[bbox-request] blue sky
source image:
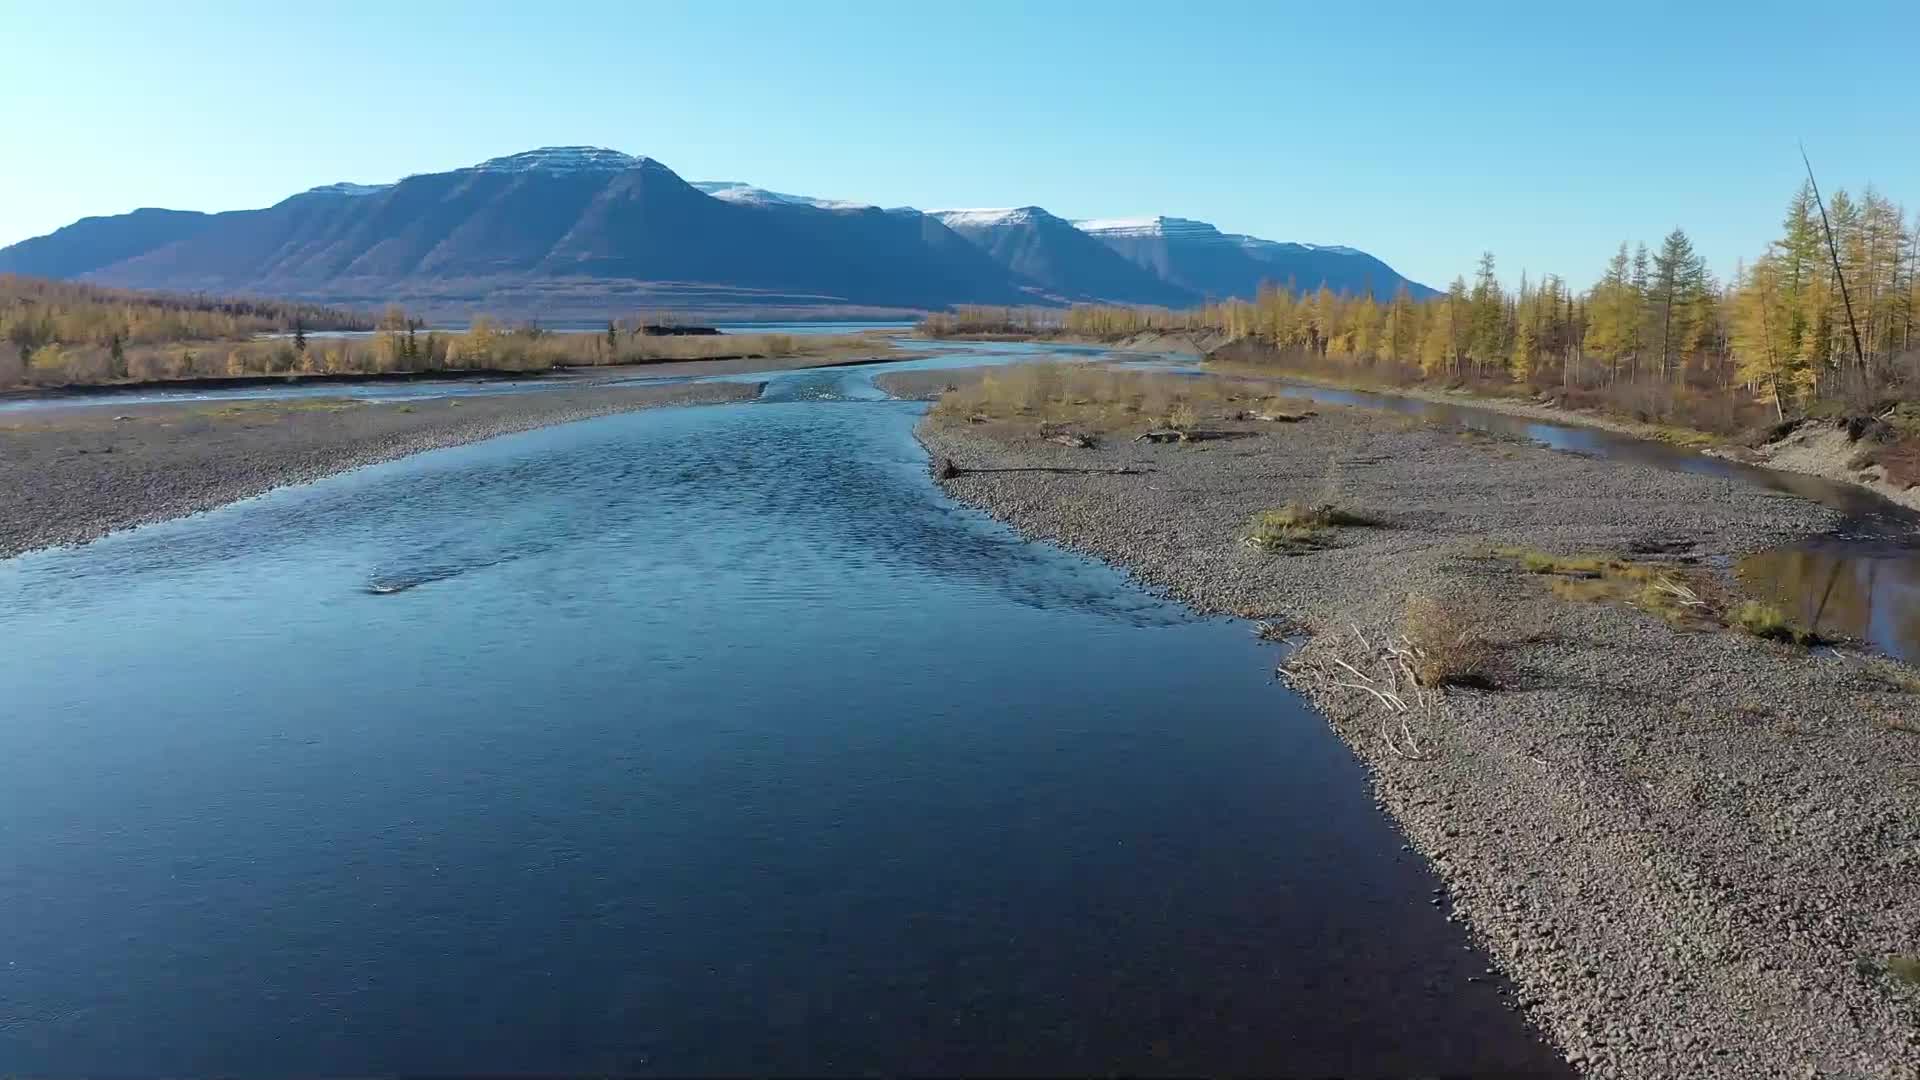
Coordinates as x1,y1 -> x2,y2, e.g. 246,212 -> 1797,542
3,0 -> 1915,290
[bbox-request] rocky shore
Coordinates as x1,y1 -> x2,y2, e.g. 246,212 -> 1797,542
905,375 -> 1920,1078
0,382 -> 757,558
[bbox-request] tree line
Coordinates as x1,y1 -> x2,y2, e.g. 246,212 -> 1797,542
1052,179 -> 1917,429
1,276 -> 368,349
0,293 -> 881,388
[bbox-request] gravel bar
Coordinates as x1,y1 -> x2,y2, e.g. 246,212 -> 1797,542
917,390 -> 1920,1079
0,382 -> 758,558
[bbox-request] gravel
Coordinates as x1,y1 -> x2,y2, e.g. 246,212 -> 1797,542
0,382 -> 758,558
916,394 -> 1920,1079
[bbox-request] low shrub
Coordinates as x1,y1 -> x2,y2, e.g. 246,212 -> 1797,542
1243,502 -> 1380,552
1403,594 -> 1497,689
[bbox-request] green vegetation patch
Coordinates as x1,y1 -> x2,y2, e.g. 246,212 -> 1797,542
1495,546 -> 1822,643
1244,502 -> 1381,553
1731,600 -> 1820,645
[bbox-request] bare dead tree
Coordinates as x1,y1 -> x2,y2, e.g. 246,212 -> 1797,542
1800,143 -> 1867,373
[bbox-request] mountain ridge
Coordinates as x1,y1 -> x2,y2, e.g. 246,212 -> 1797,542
0,146 -> 1435,316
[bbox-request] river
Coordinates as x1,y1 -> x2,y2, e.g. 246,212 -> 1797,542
0,364 -> 1563,1074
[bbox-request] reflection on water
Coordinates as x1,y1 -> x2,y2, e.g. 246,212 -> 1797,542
1739,542 -> 1920,659
0,395 -> 1562,1076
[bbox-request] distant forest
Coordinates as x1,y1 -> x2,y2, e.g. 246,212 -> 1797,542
937,179 -> 1920,434
0,282 -> 883,388
1,276 -> 371,347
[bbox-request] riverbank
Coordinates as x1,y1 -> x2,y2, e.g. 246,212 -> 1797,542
0,382 -> 759,558
926,325 -> 1920,513
1201,353 -> 1920,513
905,371 -> 1920,1078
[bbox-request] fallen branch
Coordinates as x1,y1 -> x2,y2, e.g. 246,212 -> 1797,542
1136,428 -> 1241,443
1280,624 -> 1441,761
934,455 -> 1144,479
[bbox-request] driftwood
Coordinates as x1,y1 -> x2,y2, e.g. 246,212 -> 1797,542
1279,624 -> 1439,761
933,455 -> 1144,479
1045,432 -> 1095,449
1135,428 -> 1241,444
1248,410 -> 1317,423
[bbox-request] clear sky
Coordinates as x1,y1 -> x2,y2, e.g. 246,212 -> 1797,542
3,0 -> 1915,291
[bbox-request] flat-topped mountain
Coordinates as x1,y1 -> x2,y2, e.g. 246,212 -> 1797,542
930,207 -> 1197,307
0,147 -> 1432,316
1075,215 -> 1431,300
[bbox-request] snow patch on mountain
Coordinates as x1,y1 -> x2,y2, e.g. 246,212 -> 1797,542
1075,217 -> 1369,258
461,146 -> 661,175
1238,236 -> 1365,257
302,182 -> 393,198
694,181 -> 874,211
1073,215 -> 1224,241
930,207 -> 1056,229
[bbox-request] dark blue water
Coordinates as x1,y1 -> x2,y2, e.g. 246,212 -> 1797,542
0,386 -> 1562,1075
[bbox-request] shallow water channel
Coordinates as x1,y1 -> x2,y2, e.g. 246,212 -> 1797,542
0,364 -> 1565,1074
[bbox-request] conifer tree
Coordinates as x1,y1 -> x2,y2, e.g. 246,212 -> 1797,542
1651,228 -> 1707,381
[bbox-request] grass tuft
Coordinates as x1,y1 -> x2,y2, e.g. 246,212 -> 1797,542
1498,546 -> 1829,646
1496,546 -> 1637,578
1731,600 -> 1820,645
1497,547 -> 1719,631
1243,502 -> 1381,552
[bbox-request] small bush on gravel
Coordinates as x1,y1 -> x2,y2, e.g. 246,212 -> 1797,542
1243,502 -> 1380,552
1403,594 -> 1497,689
1732,600 -> 1820,645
